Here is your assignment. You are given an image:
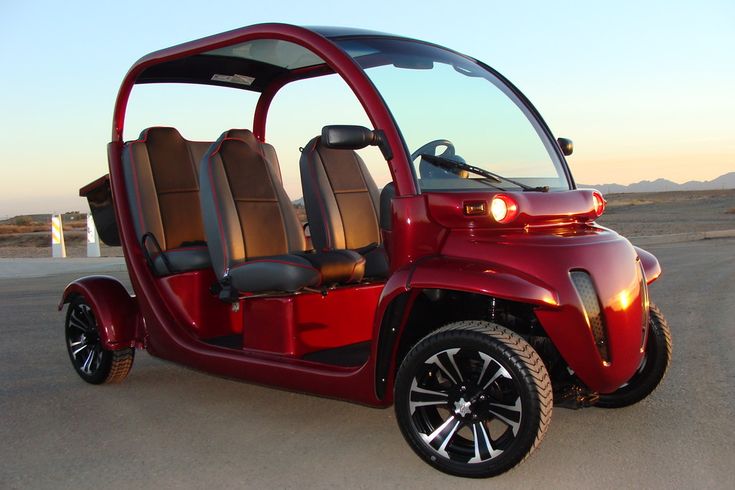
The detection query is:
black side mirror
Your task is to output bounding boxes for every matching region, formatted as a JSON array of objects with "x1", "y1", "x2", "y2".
[
  {"x1": 557, "y1": 137, "x2": 574, "y2": 156},
  {"x1": 321, "y1": 125, "x2": 393, "y2": 160}
]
